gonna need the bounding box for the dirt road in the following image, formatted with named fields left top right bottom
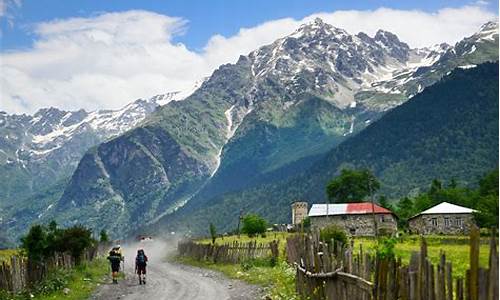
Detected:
left=90, top=240, right=263, bottom=300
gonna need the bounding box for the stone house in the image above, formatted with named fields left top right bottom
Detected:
left=308, top=202, right=398, bottom=236
left=408, top=202, right=476, bottom=235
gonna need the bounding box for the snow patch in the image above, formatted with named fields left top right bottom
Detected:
left=458, top=64, right=477, bottom=70
left=224, top=105, right=236, bottom=140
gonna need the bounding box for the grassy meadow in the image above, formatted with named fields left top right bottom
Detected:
left=0, top=249, right=19, bottom=264
left=352, top=236, right=492, bottom=278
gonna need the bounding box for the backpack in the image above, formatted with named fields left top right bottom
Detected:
left=137, top=253, right=146, bottom=264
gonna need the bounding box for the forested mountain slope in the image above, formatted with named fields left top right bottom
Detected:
left=148, top=62, right=499, bottom=236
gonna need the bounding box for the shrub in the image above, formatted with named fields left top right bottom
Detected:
left=209, top=223, right=217, bottom=244
left=319, top=225, right=348, bottom=246
left=241, top=214, right=267, bottom=238
left=20, top=223, right=95, bottom=265
left=57, top=225, right=94, bottom=265
left=240, top=257, right=276, bottom=271
left=375, top=237, right=397, bottom=260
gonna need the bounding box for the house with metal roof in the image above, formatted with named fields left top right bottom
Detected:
left=408, top=202, right=476, bottom=235
left=308, top=202, right=397, bottom=236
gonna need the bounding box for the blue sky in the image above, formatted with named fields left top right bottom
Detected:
left=1, top=0, right=498, bottom=52
left=0, top=0, right=498, bottom=113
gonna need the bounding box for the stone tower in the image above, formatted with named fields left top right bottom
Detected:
left=291, top=202, right=308, bottom=225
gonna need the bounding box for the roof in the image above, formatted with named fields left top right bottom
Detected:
left=308, top=202, right=393, bottom=217
left=409, top=202, right=476, bottom=219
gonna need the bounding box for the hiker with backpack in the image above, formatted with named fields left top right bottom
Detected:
left=135, top=248, right=148, bottom=285
left=107, top=245, right=124, bottom=284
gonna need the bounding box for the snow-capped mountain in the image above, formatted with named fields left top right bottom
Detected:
left=1, top=92, right=179, bottom=164
left=48, top=19, right=499, bottom=241
left=1, top=19, right=497, bottom=244
left=363, top=20, right=499, bottom=109
left=0, top=91, right=184, bottom=221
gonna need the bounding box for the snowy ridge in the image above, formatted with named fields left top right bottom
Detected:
left=0, top=91, right=183, bottom=166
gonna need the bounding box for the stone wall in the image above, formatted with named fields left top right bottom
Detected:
left=408, top=213, right=475, bottom=235
left=310, top=213, right=397, bottom=236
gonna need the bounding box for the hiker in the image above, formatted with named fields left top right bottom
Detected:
left=135, top=248, right=148, bottom=285
left=107, top=245, right=123, bottom=284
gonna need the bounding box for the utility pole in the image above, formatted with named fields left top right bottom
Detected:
left=369, top=178, right=378, bottom=239
left=326, top=197, right=330, bottom=224
left=236, top=209, right=243, bottom=238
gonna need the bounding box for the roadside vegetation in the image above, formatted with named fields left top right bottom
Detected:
left=0, top=258, right=108, bottom=300
left=0, top=222, right=108, bottom=300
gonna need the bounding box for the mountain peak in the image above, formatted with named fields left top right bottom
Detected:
left=291, top=17, right=347, bottom=39
left=480, top=20, right=499, bottom=32
left=466, top=20, right=498, bottom=43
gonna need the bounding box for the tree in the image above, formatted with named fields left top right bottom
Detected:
left=478, top=169, right=498, bottom=197
left=449, top=178, right=458, bottom=189
left=100, top=230, right=109, bottom=243
left=20, top=225, right=48, bottom=263
left=378, top=195, right=393, bottom=211
left=241, top=214, right=267, bottom=237
left=326, top=169, right=380, bottom=203
left=209, top=223, right=217, bottom=244
left=475, top=194, right=499, bottom=228
left=474, top=170, right=499, bottom=228
left=395, top=197, right=415, bottom=229
left=45, top=220, right=62, bottom=258
left=428, top=179, right=442, bottom=197
left=58, top=225, right=94, bottom=265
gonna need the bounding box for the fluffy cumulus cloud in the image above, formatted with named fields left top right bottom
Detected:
left=0, top=5, right=497, bottom=114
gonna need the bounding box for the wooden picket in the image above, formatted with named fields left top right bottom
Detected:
left=0, top=244, right=106, bottom=293
left=177, top=240, right=279, bottom=264
left=286, top=226, right=498, bottom=300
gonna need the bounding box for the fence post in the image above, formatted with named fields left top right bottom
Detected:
left=487, top=229, right=499, bottom=300
left=469, top=226, right=480, bottom=300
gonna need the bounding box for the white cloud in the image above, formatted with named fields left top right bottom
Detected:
left=0, top=6, right=497, bottom=114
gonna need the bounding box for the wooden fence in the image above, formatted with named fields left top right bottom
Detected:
left=286, top=227, right=498, bottom=300
left=177, top=240, right=279, bottom=264
left=0, top=244, right=107, bottom=293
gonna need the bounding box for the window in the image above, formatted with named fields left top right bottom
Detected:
left=456, top=218, right=463, bottom=227
left=444, top=217, right=451, bottom=227
left=431, top=218, right=438, bottom=227
left=350, top=228, right=356, bottom=235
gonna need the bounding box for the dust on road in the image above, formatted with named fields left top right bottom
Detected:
left=90, top=239, right=263, bottom=300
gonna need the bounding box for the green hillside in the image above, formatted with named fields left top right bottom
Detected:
left=150, top=62, right=499, bottom=235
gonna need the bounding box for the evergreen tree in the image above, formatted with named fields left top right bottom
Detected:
left=326, top=169, right=380, bottom=203
left=209, top=223, right=217, bottom=244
